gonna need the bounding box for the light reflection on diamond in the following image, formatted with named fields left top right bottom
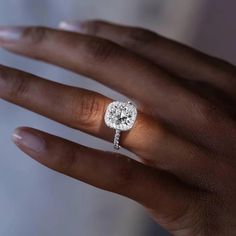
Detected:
left=104, top=101, right=137, bottom=131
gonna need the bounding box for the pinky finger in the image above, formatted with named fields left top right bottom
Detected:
left=12, top=127, right=194, bottom=225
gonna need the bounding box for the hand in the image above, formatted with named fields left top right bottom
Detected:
left=0, top=20, right=236, bottom=235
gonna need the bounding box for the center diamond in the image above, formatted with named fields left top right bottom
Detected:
left=104, top=101, right=137, bottom=131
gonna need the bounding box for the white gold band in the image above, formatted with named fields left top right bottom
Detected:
left=114, top=129, right=121, bottom=150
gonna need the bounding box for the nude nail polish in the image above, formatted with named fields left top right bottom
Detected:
left=0, top=26, right=24, bottom=44
left=12, top=128, right=46, bottom=153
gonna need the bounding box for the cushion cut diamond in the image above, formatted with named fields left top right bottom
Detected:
left=104, top=101, right=137, bottom=131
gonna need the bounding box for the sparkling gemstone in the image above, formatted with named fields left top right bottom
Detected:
left=104, top=101, right=137, bottom=131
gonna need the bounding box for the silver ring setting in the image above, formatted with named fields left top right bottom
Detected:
left=104, top=101, right=137, bottom=150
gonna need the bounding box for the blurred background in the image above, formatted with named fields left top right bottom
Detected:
left=0, top=0, right=235, bottom=235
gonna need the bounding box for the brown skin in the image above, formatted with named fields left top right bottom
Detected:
left=0, top=20, right=236, bottom=235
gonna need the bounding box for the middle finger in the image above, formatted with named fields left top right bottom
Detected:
left=0, top=64, right=163, bottom=156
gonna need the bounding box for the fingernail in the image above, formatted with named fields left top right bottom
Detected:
left=12, top=128, right=46, bottom=153
left=0, top=26, right=24, bottom=45
left=59, top=21, right=86, bottom=33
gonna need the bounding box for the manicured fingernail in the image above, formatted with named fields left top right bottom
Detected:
left=59, top=21, right=86, bottom=33
left=0, top=26, right=24, bottom=44
left=12, top=128, right=46, bottom=153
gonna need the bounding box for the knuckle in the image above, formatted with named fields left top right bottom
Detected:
left=23, top=27, right=48, bottom=44
left=83, top=38, right=121, bottom=63
left=195, top=98, right=236, bottom=154
left=84, top=20, right=103, bottom=35
left=0, top=68, right=29, bottom=98
left=53, top=144, right=79, bottom=173
left=70, top=90, right=104, bottom=127
left=13, top=77, right=29, bottom=98
left=124, top=27, right=157, bottom=49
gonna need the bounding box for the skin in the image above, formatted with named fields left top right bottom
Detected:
left=0, top=20, right=236, bottom=235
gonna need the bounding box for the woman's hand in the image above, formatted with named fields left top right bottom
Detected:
left=0, top=20, right=236, bottom=235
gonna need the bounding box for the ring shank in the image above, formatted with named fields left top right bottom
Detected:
left=114, top=129, right=121, bottom=150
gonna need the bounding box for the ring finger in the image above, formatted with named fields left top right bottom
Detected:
left=0, top=64, right=163, bottom=156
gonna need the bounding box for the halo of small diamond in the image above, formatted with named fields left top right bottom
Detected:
left=104, top=101, right=137, bottom=131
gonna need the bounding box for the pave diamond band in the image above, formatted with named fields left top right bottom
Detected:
left=114, top=129, right=121, bottom=150
left=104, top=101, right=137, bottom=150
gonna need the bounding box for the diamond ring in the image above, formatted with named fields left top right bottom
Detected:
left=104, top=101, right=137, bottom=150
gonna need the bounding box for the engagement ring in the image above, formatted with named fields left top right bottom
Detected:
left=104, top=101, right=137, bottom=150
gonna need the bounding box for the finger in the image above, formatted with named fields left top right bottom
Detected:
left=59, top=20, right=236, bottom=100
left=144, top=134, right=234, bottom=192
left=0, top=64, right=164, bottom=156
left=12, top=126, right=194, bottom=223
